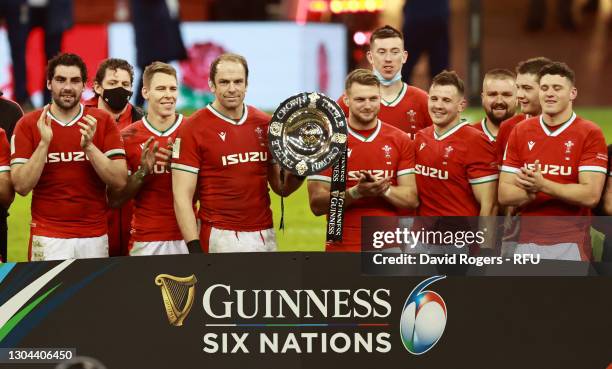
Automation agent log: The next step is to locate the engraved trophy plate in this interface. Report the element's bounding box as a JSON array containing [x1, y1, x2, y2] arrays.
[[269, 92, 347, 176]]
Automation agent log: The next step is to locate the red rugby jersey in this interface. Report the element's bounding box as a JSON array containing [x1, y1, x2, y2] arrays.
[[497, 113, 528, 164], [414, 122, 499, 216], [308, 120, 415, 252], [0, 129, 10, 173], [501, 113, 607, 256], [122, 114, 185, 242], [11, 104, 125, 238], [172, 104, 273, 231]]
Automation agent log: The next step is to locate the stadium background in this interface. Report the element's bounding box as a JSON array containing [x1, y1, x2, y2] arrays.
[[2, 0, 611, 261]]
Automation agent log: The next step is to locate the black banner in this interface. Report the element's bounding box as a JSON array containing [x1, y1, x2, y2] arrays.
[[0, 254, 611, 369]]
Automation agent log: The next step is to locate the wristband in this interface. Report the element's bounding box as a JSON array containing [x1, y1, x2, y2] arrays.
[[187, 239, 202, 253], [383, 187, 392, 197], [348, 186, 362, 199]]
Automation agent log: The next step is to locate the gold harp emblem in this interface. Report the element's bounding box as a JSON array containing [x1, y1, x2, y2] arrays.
[[155, 274, 198, 326]]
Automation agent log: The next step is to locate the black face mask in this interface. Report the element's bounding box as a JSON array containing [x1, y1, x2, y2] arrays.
[[102, 87, 132, 112]]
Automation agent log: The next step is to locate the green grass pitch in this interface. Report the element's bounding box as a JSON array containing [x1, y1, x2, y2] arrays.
[[7, 107, 612, 261]]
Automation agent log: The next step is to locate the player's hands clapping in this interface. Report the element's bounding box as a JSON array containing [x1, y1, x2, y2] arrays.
[[78, 114, 97, 150], [156, 137, 173, 171], [37, 105, 53, 145], [140, 136, 159, 175], [515, 159, 544, 198], [354, 170, 391, 197]]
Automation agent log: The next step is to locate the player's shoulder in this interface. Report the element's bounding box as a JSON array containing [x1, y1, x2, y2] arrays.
[[512, 115, 540, 134], [0, 96, 24, 115], [468, 119, 484, 130], [20, 109, 44, 126], [501, 113, 527, 126], [573, 115, 602, 133], [405, 84, 428, 100], [83, 105, 113, 123], [183, 106, 213, 130], [246, 105, 271, 124], [415, 125, 434, 141], [120, 120, 147, 143], [379, 120, 412, 141]]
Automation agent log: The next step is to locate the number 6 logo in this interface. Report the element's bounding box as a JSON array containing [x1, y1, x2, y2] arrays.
[[400, 275, 447, 355]]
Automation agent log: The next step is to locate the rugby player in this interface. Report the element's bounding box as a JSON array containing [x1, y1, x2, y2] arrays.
[[337, 25, 432, 139], [11, 53, 127, 261], [307, 69, 418, 252], [497, 57, 552, 163], [471, 69, 517, 145], [171, 53, 304, 253], [415, 71, 498, 217], [108, 62, 187, 256], [85, 58, 144, 257], [0, 92, 21, 262], [499, 62, 608, 261]]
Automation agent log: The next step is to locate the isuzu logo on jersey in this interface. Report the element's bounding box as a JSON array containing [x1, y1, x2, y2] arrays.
[[415, 165, 449, 180], [524, 163, 572, 176], [221, 151, 268, 166], [348, 170, 394, 181], [46, 151, 88, 163]]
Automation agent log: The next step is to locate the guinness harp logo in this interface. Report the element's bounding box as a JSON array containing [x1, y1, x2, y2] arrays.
[[155, 274, 198, 326]]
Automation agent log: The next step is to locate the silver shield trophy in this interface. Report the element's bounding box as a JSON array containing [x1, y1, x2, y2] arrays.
[[269, 92, 348, 242]]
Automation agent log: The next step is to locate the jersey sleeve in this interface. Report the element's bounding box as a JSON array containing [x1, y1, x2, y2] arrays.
[[10, 115, 34, 166], [171, 116, 201, 174], [100, 114, 126, 160], [466, 133, 499, 184], [496, 121, 512, 164], [500, 126, 522, 174], [397, 134, 416, 176], [0, 129, 10, 172], [578, 127, 608, 174], [608, 144, 612, 177]]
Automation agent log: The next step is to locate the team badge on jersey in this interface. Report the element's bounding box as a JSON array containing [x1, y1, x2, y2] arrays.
[[407, 110, 417, 123], [443, 146, 453, 158], [255, 126, 266, 147]]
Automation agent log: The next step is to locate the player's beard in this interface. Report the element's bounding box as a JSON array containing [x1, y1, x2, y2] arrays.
[[52, 89, 80, 111], [485, 102, 514, 126], [350, 108, 378, 127]]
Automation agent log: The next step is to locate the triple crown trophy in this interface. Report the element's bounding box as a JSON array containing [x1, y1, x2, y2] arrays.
[[268, 92, 348, 242]]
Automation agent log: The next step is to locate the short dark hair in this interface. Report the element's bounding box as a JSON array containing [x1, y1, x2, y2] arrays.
[[345, 68, 380, 93], [484, 68, 516, 82], [516, 57, 552, 76], [370, 25, 403, 48], [537, 61, 575, 85], [431, 70, 465, 95], [94, 58, 135, 86], [142, 61, 177, 88], [46, 53, 88, 83], [209, 53, 249, 86]]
